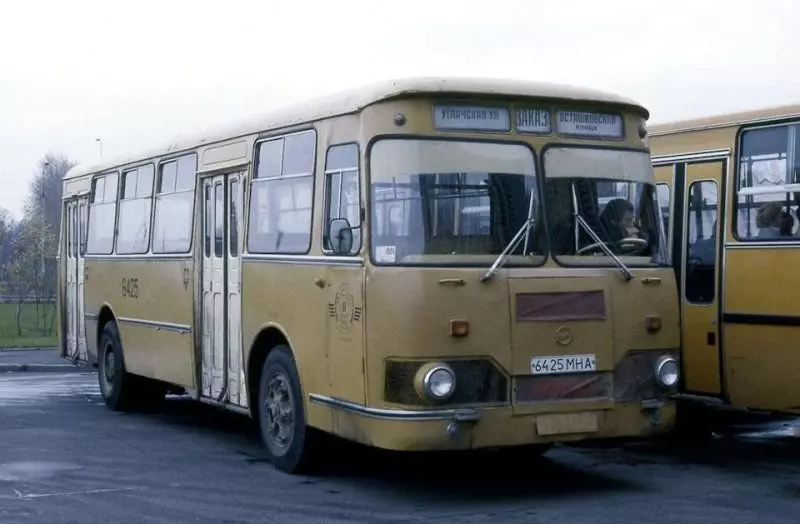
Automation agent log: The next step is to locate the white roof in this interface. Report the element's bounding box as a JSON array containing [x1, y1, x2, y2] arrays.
[[64, 76, 648, 181]]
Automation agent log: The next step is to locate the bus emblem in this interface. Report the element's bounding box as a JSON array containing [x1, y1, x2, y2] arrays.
[[329, 284, 361, 332], [554, 326, 573, 346]]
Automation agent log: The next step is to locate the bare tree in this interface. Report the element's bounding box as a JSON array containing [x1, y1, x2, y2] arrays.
[[7, 216, 54, 335], [3, 153, 75, 337], [26, 153, 75, 236]]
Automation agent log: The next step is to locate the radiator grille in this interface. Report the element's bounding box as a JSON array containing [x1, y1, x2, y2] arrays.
[[384, 359, 508, 406]]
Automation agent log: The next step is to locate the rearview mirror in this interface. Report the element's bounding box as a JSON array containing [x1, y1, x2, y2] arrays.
[[328, 218, 353, 255]]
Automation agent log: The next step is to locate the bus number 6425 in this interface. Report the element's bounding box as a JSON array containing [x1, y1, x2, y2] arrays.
[[121, 278, 139, 299]]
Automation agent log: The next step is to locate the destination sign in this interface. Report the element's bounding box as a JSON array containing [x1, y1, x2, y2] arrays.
[[516, 108, 551, 134], [434, 104, 511, 131], [556, 111, 623, 138]]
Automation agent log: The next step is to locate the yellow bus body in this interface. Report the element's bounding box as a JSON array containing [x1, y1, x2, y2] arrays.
[[650, 104, 800, 414], [58, 77, 681, 473]]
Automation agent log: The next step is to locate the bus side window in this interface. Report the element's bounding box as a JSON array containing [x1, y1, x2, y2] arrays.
[[86, 172, 119, 255], [248, 131, 316, 254], [323, 143, 361, 254]]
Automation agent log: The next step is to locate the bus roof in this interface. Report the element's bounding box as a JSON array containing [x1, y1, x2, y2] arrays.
[[649, 104, 800, 137], [64, 76, 648, 181]]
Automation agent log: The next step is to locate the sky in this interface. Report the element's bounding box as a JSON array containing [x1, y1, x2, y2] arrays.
[[1, 0, 798, 218]]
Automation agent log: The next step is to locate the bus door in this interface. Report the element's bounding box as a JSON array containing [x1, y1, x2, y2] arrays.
[[200, 171, 247, 408], [676, 161, 725, 396], [64, 197, 88, 362]]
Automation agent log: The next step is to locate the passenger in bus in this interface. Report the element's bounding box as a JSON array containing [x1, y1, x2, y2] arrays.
[[755, 202, 783, 238], [600, 198, 649, 242]]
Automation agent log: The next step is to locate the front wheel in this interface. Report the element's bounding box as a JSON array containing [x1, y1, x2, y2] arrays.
[[257, 345, 318, 474], [97, 321, 136, 411]]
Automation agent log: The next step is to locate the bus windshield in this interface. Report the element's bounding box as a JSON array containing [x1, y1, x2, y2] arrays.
[[369, 139, 544, 266], [543, 147, 669, 266]]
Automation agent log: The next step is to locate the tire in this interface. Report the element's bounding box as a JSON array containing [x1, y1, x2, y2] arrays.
[[97, 321, 136, 411], [257, 345, 317, 474]]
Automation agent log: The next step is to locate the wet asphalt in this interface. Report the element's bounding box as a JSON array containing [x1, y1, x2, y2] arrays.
[[2, 371, 800, 523]]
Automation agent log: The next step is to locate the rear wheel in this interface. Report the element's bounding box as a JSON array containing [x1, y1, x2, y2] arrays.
[[257, 345, 318, 474]]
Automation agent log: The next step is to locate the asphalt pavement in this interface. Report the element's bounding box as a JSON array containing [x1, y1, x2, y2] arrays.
[[0, 348, 83, 373], [2, 371, 800, 523]]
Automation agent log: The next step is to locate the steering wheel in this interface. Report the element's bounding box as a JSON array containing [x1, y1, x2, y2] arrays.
[[576, 236, 649, 255]]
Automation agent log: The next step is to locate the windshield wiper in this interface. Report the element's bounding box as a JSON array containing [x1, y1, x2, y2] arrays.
[[571, 184, 633, 281], [480, 217, 535, 283], [481, 190, 537, 283]]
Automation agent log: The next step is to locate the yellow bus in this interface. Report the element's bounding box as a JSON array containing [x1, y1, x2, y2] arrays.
[[649, 104, 800, 427], [58, 77, 681, 473]]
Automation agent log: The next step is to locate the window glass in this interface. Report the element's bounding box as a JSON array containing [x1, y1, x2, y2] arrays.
[[214, 183, 224, 257], [256, 139, 283, 179], [116, 165, 154, 254], [543, 147, 667, 266], [153, 154, 196, 253], [370, 139, 543, 266], [230, 180, 239, 257], [137, 165, 154, 197], [86, 172, 118, 254], [123, 170, 137, 200], [116, 199, 152, 254], [736, 123, 800, 239], [283, 132, 316, 175], [104, 173, 118, 202], [204, 185, 212, 258], [86, 202, 116, 254], [686, 180, 718, 304], [176, 155, 196, 191], [248, 131, 316, 253], [160, 161, 177, 193], [324, 144, 360, 253]]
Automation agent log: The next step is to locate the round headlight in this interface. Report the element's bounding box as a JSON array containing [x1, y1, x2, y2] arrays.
[[655, 356, 679, 387], [424, 365, 456, 400]]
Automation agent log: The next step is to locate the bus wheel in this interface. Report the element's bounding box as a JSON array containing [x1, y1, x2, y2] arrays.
[[257, 345, 315, 474], [97, 321, 135, 411]]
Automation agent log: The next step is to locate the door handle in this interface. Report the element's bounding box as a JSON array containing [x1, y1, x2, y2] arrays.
[[314, 277, 326, 289], [84, 266, 89, 280]]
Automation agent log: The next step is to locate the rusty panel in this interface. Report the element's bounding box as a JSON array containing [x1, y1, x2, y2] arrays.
[[515, 290, 606, 322]]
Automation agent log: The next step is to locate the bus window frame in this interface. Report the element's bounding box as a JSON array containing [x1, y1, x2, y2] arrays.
[[683, 178, 719, 306], [364, 133, 547, 269], [539, 142, 669, 270], [321, 141, 362, 257], [247, 128, 318, 257], [732, 118, 800, 243], [86, 170, 120, 256], [151, 152, 198, 255]]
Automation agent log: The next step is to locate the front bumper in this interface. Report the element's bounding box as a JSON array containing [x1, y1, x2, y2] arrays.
[[309, 394, 676, 451]]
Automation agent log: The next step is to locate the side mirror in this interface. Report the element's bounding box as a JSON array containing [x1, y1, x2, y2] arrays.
[[328, 218, 353, 255]]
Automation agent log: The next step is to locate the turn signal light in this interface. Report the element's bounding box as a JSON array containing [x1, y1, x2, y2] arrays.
[[645, 315, 662, 333], [450, 319, 469, 337]]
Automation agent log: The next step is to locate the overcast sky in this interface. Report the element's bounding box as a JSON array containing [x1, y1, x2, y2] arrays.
[[1, 0, 797, 218]]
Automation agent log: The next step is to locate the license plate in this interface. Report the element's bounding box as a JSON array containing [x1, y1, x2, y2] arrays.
[[531, 354, 596, 375]]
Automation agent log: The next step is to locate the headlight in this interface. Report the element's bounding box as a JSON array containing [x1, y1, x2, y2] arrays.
[[422, 364, 456, 401], [654, 355, 679, 388]]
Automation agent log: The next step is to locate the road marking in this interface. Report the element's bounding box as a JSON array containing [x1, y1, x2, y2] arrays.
[[2, 487, 142, 500]]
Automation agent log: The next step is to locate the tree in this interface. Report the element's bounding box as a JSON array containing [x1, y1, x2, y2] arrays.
[[7, 216, 55, 335], [0, 206, 14, 286], [26, 153, 75, 237]]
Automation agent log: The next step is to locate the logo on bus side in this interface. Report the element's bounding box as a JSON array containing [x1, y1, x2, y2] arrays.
[[328, 284, 362, 332]]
